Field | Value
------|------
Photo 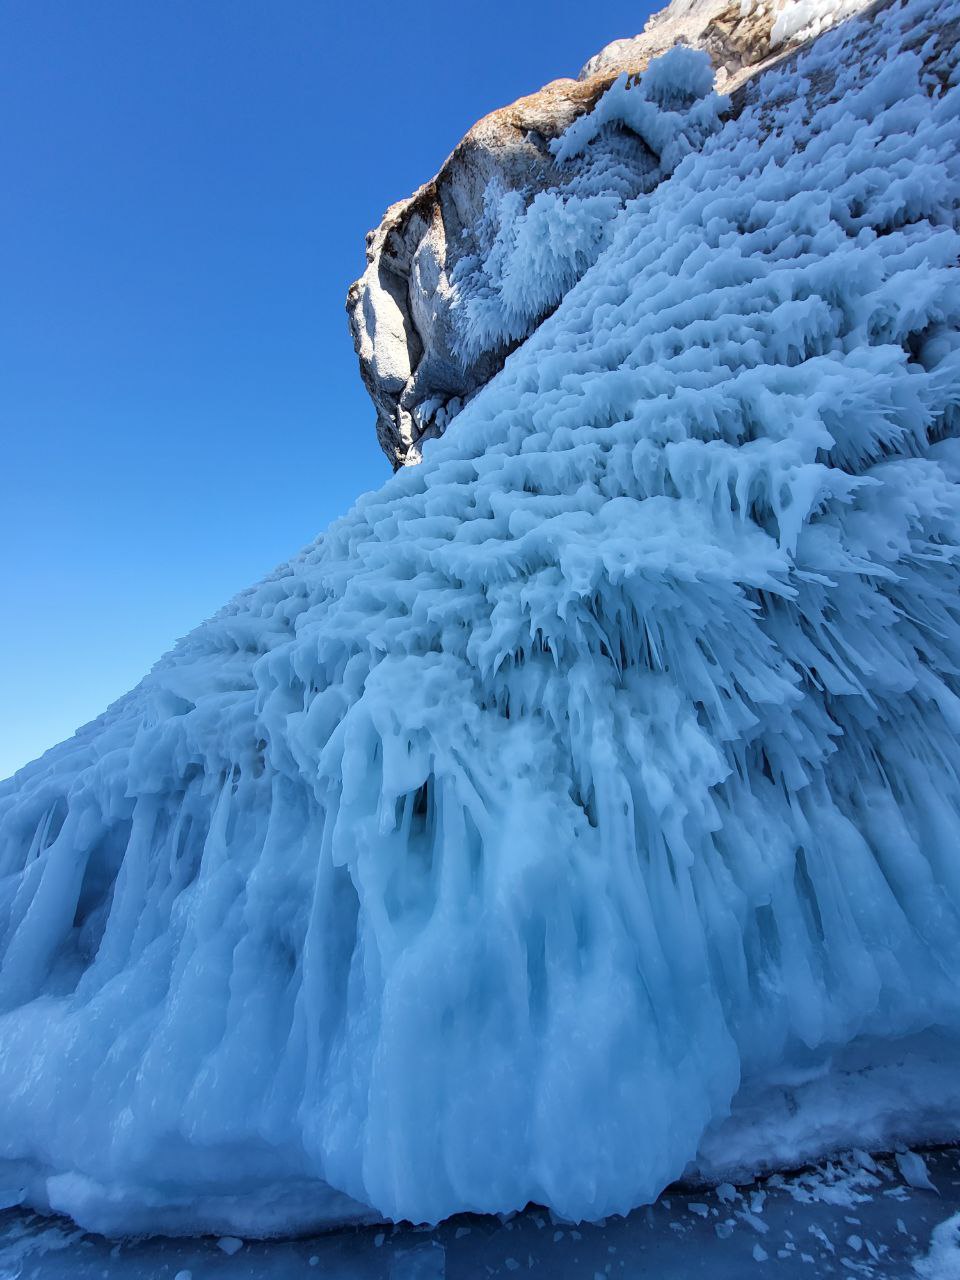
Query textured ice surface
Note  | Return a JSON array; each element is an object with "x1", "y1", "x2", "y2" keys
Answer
[
  {"x1": 2, "y1": 0, "x2": 960, "y2": 1237},
  {"x1": 449, "y1": 46, "x2": 726, "y2": 363}
]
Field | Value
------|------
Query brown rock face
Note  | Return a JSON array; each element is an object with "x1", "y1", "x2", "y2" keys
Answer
[
  {"x1": 347, "y1": 0, "x2": 871, "y2": 469},
  {"x1": 345, "y1": 75, "x2": 632, "y2": 468}
]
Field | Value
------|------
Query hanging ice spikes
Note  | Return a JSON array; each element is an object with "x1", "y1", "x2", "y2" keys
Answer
[{"x1": 1, "y1": 0, "x2": 960, "y2": 1236}]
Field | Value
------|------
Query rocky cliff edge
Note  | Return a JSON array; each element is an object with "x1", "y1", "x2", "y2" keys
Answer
[{"x1": 347, "y1": 0, "x2": 871, "y2": 468}]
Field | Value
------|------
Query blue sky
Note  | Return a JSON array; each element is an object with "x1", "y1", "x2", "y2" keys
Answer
[{"x1": 0, "y1": 0, "x2": 654, "y2": 779}]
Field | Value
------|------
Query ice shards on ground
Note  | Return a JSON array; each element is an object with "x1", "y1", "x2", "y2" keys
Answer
[{"x1": 1, "y1": 0, "x2": 960, "y2": 1238}]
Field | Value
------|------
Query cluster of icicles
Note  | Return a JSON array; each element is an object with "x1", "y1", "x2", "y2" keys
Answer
[{"x1": 1, "y1": 0, "x2": 960, "y2": 1237}]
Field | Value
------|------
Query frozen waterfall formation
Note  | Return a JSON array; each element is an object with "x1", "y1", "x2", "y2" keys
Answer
[{"x1": 3, "y1": 0, "x2": 960, "y2": 1239}]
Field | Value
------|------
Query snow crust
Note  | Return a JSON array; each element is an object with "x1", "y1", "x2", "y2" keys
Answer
[{"x1": 2, "y1": 0, "x2": 960, "y2": 1236}]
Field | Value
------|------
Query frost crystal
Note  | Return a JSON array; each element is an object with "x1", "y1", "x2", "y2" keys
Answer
[
  {"x1": 2, "y1": 0, "x2": 960, "y2": 1238},
  {"x1": 451, "y1": 47, "x2": 726, "y2": 363}
]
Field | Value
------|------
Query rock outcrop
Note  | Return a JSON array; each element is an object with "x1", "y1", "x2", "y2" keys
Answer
[{"x1": 347, "y1": 0, "x2": 872, "y2": 468}]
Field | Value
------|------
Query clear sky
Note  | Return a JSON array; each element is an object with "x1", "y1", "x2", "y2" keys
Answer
[{"x1": 0, "y1": 0, "x2": 656, "y2": 780}]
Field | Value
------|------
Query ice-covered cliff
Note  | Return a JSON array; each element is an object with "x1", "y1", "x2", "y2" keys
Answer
[
  {"x1": 347, "y1": 0, "x2": 875, "y2": 468},
  {"x1": 2, "y1": 0, "x2": 960, "y2": 1240}
]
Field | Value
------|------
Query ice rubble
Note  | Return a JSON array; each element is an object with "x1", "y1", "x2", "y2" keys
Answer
[{"x1": 2, "y1": 0, "x2": 960, "y2": 1237}]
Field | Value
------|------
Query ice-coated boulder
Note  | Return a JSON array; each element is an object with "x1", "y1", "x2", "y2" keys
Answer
[
  {"x1": 3, "y1": 0, "x2": 960, "y2": 1240},
  {"x1": 347, "y1": 0, "x2": 876, "y2": 468}
]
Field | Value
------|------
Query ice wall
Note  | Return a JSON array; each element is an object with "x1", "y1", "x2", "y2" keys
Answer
[{"x1": 2, "y1": 0, "x2": 960, "y2": 1237}]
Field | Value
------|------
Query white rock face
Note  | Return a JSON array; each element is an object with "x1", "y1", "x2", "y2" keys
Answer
[
  {"x1": 2, "y1": 0, "x2": 960, "y2": 1241},
  {"x1": 347, "y1": 0, "x2": 878, "y2": 467}
]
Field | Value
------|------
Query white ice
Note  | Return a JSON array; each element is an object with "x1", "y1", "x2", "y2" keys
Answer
[{"x1": 1, "y1": 0, "x2": 960, "y2": 1238}]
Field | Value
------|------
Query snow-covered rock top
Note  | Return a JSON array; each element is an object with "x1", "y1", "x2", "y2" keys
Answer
[
  {"x1": 580, "y1": 0, "x2": 868, "y2": 83},
  {"x1": 347, "y1": 0, "x2": 876, "y2": 468}
]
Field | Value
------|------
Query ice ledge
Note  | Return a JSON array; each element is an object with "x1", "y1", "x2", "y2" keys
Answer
[{"x1": 4, "y1": 1033, "x2": 959, "y2": 1237}]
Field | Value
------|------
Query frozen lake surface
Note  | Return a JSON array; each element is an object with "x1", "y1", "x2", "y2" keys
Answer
[{"x1": 2, "y1": 1148, "x2": 959, "y2": 1278}]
